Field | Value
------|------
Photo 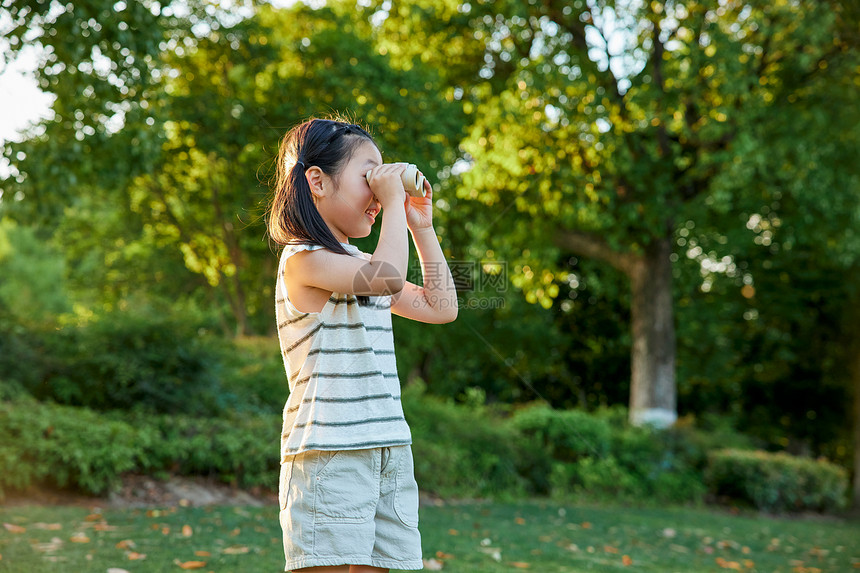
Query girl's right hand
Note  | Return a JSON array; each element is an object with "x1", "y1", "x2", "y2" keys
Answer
[{"x1": 365, "y1": 163, "x2": 408, "y2": 208}]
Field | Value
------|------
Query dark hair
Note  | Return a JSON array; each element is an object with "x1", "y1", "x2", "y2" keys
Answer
[{"x1": 267, "y1": 116, "x2": 378, "y2": 305}]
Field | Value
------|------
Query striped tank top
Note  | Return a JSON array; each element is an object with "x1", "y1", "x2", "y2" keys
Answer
[{"x1": 275, "y1": 242, "x2": 412, "y2": 460}]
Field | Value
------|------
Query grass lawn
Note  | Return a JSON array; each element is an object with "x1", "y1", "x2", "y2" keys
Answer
[{"x1": 1, "y1": 499, "x2": 858, "y2": 572}]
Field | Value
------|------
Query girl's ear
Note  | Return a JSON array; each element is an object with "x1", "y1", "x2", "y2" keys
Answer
[{"x1": 305, "y1": 166, "x2": 327, "y2": 199}]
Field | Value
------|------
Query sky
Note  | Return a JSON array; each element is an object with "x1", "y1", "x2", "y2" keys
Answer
[{"x1": 0, "y1": 47, "x2": 54, "y2": 147}]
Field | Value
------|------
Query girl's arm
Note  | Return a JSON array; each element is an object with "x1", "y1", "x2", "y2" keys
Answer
[
  {"x1": 391, "y1": 227, "x2": 458, "y2": 324},
  {"x1": 391, "y1": 177, "x2": 457, "y2": 324}
]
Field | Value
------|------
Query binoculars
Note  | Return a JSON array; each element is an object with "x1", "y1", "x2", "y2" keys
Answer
[{"x1": 365, "y1": 164, "x2": 427, "y2": 198}]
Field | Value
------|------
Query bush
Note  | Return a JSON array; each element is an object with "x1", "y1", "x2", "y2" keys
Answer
[
  {"x1": 512, "y1": 403, "x2": 709, "y2": 504},
  {"x1": 511, "y1": 402, "x2": 612, "y2": 461},
  {"x1": 0, "y1": 398, "x2": 282, "y2": 498},
  {"x1": 705, "y1": 448, "x2": 848, "y2": 513},
  {"x1": 130, "y1": 412, "x2": 281, "y2": 489},
  {"x1": 403, "y1": 382, "x2": 534, "y2": 499},
  {"x1": 605, "y1": 424, "x2": 708, "y2": 504},
  {"x1": 216, "y1": 336, "x2": 288, "y2": 415},
  {"x1": 28, "y1": 310, "x2": 225, "y2": 416},
  {"x1": 0, "y1": 398, "x2": 142, "y2": 498}
]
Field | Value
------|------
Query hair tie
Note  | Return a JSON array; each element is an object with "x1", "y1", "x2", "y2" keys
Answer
[{"x1": 296, "y1": 159, "x2": 306, "y2": 170}]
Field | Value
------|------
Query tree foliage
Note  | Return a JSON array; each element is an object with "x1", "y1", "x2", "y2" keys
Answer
[{"x1": 1, "y1": 0, "x2": 858, "y2": 481}]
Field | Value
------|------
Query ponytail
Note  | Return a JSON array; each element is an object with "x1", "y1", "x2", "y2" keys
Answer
[{"x1": 267, "y1": 117, "x2": 379, "y2": 305}]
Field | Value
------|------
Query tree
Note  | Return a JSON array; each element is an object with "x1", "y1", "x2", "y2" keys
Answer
[
  {"x1": 2, "y1": 1, "x2": 467, "y2": 335},
  {"x1": 0, "y1": 0, "x2": 176, "y2": 223},
  {"x1": 371, "y1": 0, "x2": 859, "y2": 427}
]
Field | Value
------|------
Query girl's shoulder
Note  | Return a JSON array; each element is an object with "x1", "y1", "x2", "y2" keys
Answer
[
  {"x1": 280, "y1": 242, "x2": 370, "y2": 276},
  {"x1": 281, "y1": 242, "x2": 365, "y2": 257},
  {"x1": 282, "y1": 242, "x2": 325, "y2": 256}
]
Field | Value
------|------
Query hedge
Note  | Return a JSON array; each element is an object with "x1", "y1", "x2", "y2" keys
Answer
[
  {"x1": 0, "y1": 398, "x2": 281, "y2": 499},
  {"x1": 1, "y1": 395, "x2": 850, "y2": 514},
  {"x1": 705, "y1": 448, "x2": 848, "y2": 513}
]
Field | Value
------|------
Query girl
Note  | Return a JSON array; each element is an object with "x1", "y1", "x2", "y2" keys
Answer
[{"x1": 266, "y1": 117, "x2": 458, "y2": 573}]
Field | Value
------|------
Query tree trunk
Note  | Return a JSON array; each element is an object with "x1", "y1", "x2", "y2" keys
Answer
[
  {"x1": 628, "y1": 237, "x2": 677, "y2": 428},
  {"x1": 853, "y1": 346, "x2": 860, "y2": 509},
  {"x1": 849, "y1": 291, "x2": 860, "y2": 509},
  {"x1": 554, "y1": 230, "x2": 678, "y2": 428}
]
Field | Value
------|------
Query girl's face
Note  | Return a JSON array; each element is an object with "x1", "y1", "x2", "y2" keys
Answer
[{"x1": 316, "y1": 139, "x2": 383, "y2": 243}]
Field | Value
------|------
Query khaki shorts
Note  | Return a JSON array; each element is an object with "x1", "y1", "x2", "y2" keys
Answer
[{"x1": 279, "y1": 445, "x2": 423, "y2": 571}]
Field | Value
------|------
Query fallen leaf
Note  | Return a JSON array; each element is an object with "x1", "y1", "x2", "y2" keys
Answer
[
  {"x1": 581, "y1": 522, "x2": 592, "y2": 529},
  {"x1": 174, "y1": 560, "x2": 207, "y2": 569},
  {"x1": 744, "y1": 560, "x2": 755, "y2": 569},
  {"x1": 515, "y1": 517, "x2": 526, "y2": 525},
  {"x1": 623, "y1": 555, "x2": 633, "y2": 566},
  {"x1": 423, "y1": 558, "x2": 444, "y2": 571},
  {"x1": 116, "y1": 540, "x2": 136, "y2": 550},
  {"x1": 107, "y1": 569, "x2": 130, "y2": 573},
  {"x1": 510, "y1": 562, "x2": 530, "y2": 569},
  {"x1": 127, "y1": 552, "x2": 147, "y2": 561},
  {"x1": 162, "y1": 526, "x2": 171, "y2": 535},
  {"x1": 3, "y1": 523, "x2": 25, "y2": 533},
  {"x1": 229, "y1": 528, "x2": 241, "y2": 536},
  {"x1": 435, "y1": 551, "x2": 454, "y2": 560},
  {"x1": 182, "y1": 525, "x2": 193, "y2": 537},
  {"x1": 447, "y1": 528, "x2": 459, "y2": 536},
  {"x1": 70, "y1": 533, "x2": 90, "y2": 543},
  {"x1": 32, "y1": 537, "x2": 63, "y2": 552},
  {"x1": 84, "y1": 513, "x2": 102, "y2": 522},
  {"x1": 33, "y1": 523, "x2": 62, "y2": 530},
  {"x1": 223, "y1": 546, "x2": 250, "y2": 555},
  {"x1": 195, "y1": 551, "x2": 211, "y2": 557},
  {"x1": 604, "y1": 545, "x2": 619, "y2": 554},
  {"x1": 94, "y1": 522, "x2": 117, "y2": 531}
]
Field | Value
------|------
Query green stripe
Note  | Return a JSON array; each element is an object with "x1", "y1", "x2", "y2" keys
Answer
[
  {"x1": 277, "y1": 312, "x2": 311, "y2": 329},
  {"x1": 284, "y1": 323, "x2": 323, "y2": 353},
  {"x1": 323, "y1": 322, "x2": 393, "y2": 332},
  {"x1": 283, "y1": 439, "x2": 411, "y2": 454},
  {"x1": 315, "y1": 370, "x2": 385, "y2": 379},
  {"x1": 285, "y1": 394, "x2": 401, "y2": 414},
  {"x1": 292, "y1": 416, "x2": 406, "y2": 429},
  {"x1": 309, "y1": 346, "x2": 373, "y2": 355},
  {"x1": 307, "y1": 347, "x2": 395, "y2": 357}
]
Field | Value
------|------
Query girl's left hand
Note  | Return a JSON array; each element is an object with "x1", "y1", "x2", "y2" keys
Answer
[{"x1": 404, "y1": 178, "x2": 433, "y2": 231}]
